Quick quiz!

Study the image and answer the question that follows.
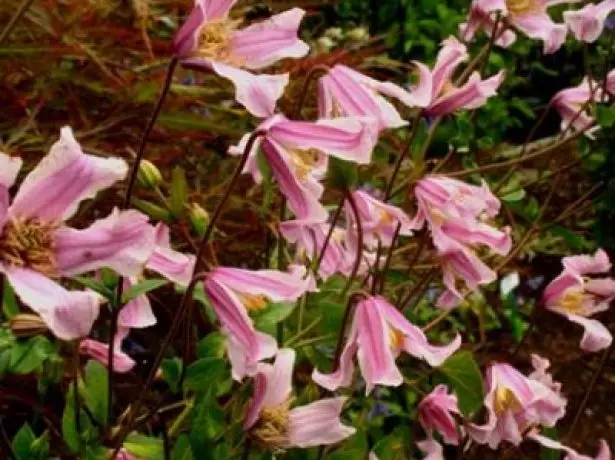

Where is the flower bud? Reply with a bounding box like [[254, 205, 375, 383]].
[[346, 27, 369, 42], [9, 314, 48, 338], [137, 160, 163, 189], [189, 203, 210, 236]]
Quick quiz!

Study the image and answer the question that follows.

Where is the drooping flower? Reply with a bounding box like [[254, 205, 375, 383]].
[[312, 295, 461, 394], [318, 64, 412, 130], [467, 362, 567, 449], [542, 249, 615, 352], [204, 265, 314, 380], [460, 0, 581, 54], [411, 176, 511, 309], [527, 431, 612, 460], [80, 327, 136, 373], [418, 385, 462, 445], [0, 127, 155, 341], [564, 0, 615, 42], [173, 0, 309, 117], [229, 115, 379, 222], [403, 37, 505, 117], [244, 349, 356, 450], [551, 77, 603, 138]]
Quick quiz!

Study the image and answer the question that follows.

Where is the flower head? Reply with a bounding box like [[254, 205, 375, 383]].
[[551, 77, 602, 138], [244, 349, 356, 450], [418, 385, 462, 445], [543, 249, 615, 352], [312, 295, 461, 394], [564, 0, 615, 43]]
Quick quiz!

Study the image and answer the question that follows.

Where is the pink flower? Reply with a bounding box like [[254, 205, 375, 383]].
[[417, 438, 446, 460], [467, 362, 567, 449], [459, 3, 517, 47], [403, 37, 505, 117], [347, 190, 414, 248], [528, 431, 611, 460], [230, 115, 379, 222], [204, 265, 313, 380], [461, 0, 580, 54], [528, 354, 562, 393], [244, 349, 356, 450], [145, 223, 196, 287], [551, 77, 602, 138], [542, 249, 615, 352], [173, 1, 309, 117], [312, 295, 461, 394], [418, 385, 461, 445], [0, 127, 155, 341], [318, 64, 412, 130], [80, 327, 136, 373], [564, 0, 615, 43]]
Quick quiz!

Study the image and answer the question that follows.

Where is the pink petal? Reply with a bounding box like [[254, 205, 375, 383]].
[[288, 397, 356, 448], [243, 371, 268, 430], [312, 321, 359, 391], [260, 348, 295, 409], [402, 61, 435, 108], [512, 13, 568, 54], [432, 36, 468, 96], [564, 0, 615, 43], [563, 249, 611, 276], [79, 338, 136, 373], [542, 272, 580, 307], [118, 278, 157, 329], [419, 385, 460, 445], [231, 8, 309, 70], [459, 2, 517, 47], [201, 0, 237, 20], [0, 153, 21, 230], [565, 313, 612, 352], [226, 330, 277, 381], [441, 220, 512, 255], [3, 266, 100, 340], [146, 224, 195, 287], [10, 127, 127, 222], [585, 278, 615, 299], [173, 1, 207, 58], [417, 438, 445, 460], [210, 62, 289, 118]]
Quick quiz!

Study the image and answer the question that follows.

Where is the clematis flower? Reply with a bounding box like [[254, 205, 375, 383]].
[[564, 0, 615, 42], [79, 327, 136, 373], [346, 190, 414, 248], [173, 1, 309, 117], [459, 2, 517, 47], [542, 249, 615, 352], [312, 295, 461, 394], [230, 115, 379, 221], [551, 77, 602, 138], [528, 354, 562, 393], [145, 223, 196, 287], [244, 349, 356, 450], [204, 265, 313, 380], [527, 431, 612, 460], [418, 385, 462, 445], [467, 362, 567, 449], [403, 37, 505, 117], [318, 64, 412, 130], [417, 438, 446, 460], [0, 127, 155, 341], [460, 0, 581, 54]]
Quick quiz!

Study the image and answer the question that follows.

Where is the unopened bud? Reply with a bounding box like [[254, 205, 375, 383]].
[[316, 36, 335, 53], [9, 314, 48, 338], [189, 203, 210, 236], [137, 160, 163, 189], [346, 27, 369, 42]]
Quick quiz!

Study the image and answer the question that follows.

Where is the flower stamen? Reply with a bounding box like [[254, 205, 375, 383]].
[[197, 18, 245, 66], [250, 399, 292, 451]]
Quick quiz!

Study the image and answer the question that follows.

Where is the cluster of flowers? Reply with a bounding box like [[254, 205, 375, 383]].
[[1, 0, 614, 456]]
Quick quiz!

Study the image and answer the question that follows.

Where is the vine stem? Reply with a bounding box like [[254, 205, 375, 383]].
[[315, 194, 346, 273], [293, 64, 331, 119], [0, 0, 36, 45], [341, 189, 364, 299]]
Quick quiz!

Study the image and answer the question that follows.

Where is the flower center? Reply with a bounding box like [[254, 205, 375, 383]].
[[0, 218, 59, 278], [290, 148, 322, 181], [558, 289, 591, 316], [429, 207, 448, 226], [197, 18, 244, 66], [493, 386, 522, 415], [250, 400, 291, 451], [237, 293, 269, 312], [389, 327, 406, 349], [506, 0, 536, 16], [439, 79, 458, 97], [379, 210, 394, 225]]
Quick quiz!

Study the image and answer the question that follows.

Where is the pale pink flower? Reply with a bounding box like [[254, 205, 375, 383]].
[[551, 77, 602, 138], [564, 0, 615, 42], [417, 438, 446, 460], [528, 354, 562, 393], [318, 64, 412, 130], [230, 115, 379, 221], [116, 449, 139, 460], [543, 249, 615, 352], [0, 127, 155, 341], [467, 362, 567, 449], [528, 431, 611, 460], [244, 349, 356, 450], [347, 190, 414, 249], [204, 265, 313, 380], [312, 295, 461, 394], [402, 37, 505, 117], [173, 0, 309, 117], [419, 385, 462, 445], [459, 3, 517, 47], [145, 223, 196, 287], [460, 0, 581, 54], [79, 327, 136, 373]]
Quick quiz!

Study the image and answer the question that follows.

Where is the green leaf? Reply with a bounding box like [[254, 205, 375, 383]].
[[196, 332, 226, 359], [9, 336, 54, 374], [122, 279, 169, 303], [162, 357, 183, 393], [328, 428, 368, 459], [62, 384, 81, 454], [252, 302, 296, 332], [439, 351, 484, 417], [171, 434, 193, 460], [83, 360, 108, 425], [29, 431, 50, 460], [372, 427, 410, 460], [124, 434, 164, 459], [184, 358, 227, 392], [11, 422, 36, 460], [539, 427, 560, 460], [596, 105, 615, 128], [2, 282, 19, 319], [327, 156, 358, 189], [73, 276, 115, 301], [170, 166, 188, 219], [501, 189, 526, 202], [132, 197, 172, 221]]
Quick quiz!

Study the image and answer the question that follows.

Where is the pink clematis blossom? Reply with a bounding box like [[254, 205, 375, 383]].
[[551, 77, 602, 138], [79, 327, 136, 373], [204, 265, 313, 380], [528, 354, 562, 393], [230, 115, 379, 221], [528, 431, 612, 460], [312, 295, 461, 394], [564, 0, 615, 43], [145, 223, 196, 287], [460, 0, 581, 54], [0, 127, 155, 341], [419, 385, 462, 445], [417, 438, 446, 460], [173, 1, 309, 117], [318, 64, 412, 130], [403, 37, 505, 117], [543, 249, 615, 352], [346, 190, 414, 248], [467, 362, 567, 449], [244, 349, 356, 450]]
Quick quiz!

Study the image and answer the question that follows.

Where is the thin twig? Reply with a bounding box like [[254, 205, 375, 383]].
[[341, 190, 364, 298], [315, 195, 346, 272], [0, 0, 36, 45]]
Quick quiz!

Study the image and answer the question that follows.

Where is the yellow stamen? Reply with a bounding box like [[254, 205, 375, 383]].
[[379, 210, 394, 224], [439, 79, 457, 97], [0, 218, 59, 278], [506, 0, 537, 16], [558, 290, 591, 315], [389, 327, 406, 350], [429, 207, 448, 226], [290, 148, 322, 181], [237, 293, 269, 312], [493, 386, 522, 415], [197, 18, 245, 66], [250, 400, 291, 451]]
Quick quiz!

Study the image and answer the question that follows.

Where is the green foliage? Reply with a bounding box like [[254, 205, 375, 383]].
[[438, 351, 484, 417]]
